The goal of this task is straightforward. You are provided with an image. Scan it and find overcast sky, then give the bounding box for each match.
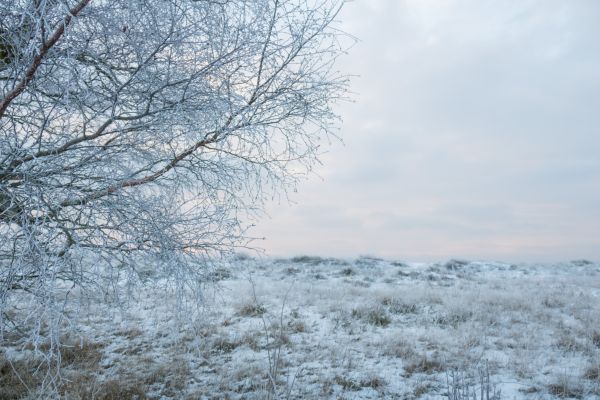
[251,0,600,262]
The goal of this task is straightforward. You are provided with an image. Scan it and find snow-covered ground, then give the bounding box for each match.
[3,256,600,399]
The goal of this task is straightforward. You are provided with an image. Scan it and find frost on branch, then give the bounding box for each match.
[0,0,348,365]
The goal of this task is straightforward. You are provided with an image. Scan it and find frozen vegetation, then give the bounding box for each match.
[2,256,600,399]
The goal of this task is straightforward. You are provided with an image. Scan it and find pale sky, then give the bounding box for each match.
[251,0,600,262]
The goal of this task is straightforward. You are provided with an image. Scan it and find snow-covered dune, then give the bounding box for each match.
[3,256,600,399]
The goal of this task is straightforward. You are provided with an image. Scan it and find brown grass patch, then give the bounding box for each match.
[237,302,267,317]
[351,306,391,327]
[60,340,104,368]
[93,379,147,400]
[547,382,583,398]
[403,355,444,376]
[0,354,40,400]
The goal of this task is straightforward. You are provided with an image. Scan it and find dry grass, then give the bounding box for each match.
[60,340,104,368]
[383,337,418,360]
[403,354,445,376]
[61,375,148,400]
[351,305,391,327]
[115,327,143,340]
[592,330,600,348]
[212,336,242,353]
[555,333,587,353]
[413,381,435,397]
[0,354,40,400]
[333,375,362,391]
[360,376,386,390]
[381,297,419,315]
[4,257,600,398]
[0,337,105,399]
[547,380,584,398]
[63,357,191,399]
[1,333,197,400]
[237,302,267,317]
[287,319,308,333]
[90,379,147,400]
[584,364,600,381]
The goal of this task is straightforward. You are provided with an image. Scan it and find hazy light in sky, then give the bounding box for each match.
[251,0,600,262]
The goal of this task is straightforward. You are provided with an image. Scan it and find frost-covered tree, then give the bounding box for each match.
[0,0,347,344]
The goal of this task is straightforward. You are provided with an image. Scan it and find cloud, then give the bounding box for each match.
[252,0,600,262]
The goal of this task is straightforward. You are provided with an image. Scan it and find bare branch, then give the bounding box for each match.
[0,0,92,119]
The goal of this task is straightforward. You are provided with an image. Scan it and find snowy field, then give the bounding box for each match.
[3,256,600,399]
